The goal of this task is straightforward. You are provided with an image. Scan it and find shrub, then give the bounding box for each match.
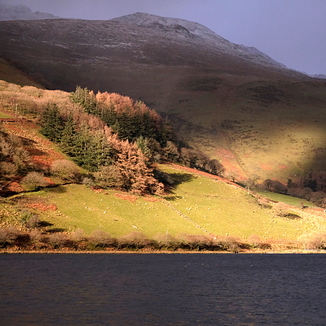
[178,234,214,251]
[0,130,31,174]
[163,141,180,162]
[263,179,287,194]
[21,172,48,191]
[299,233,326,250]
[88,230,116,249]
[153,233,178,250]
[0,227,19,248]
[26,215,41,228]
[50,159,81,182]
[20,210,40,228]
[82,177,95,188]
[29,229,43,244]
[214,236,241,252]
[0,162,17,176]
[248,234,262,247]
[117,232,155,250]
[287,187,313,200]
[309,191,326,208]
[71,229,87,242]
[14,233,31,248]
[272,203,290,217]
[94,165,124,189]
[47,232,76,249]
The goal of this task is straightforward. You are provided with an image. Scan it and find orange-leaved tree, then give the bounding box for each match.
[109,136,163,195]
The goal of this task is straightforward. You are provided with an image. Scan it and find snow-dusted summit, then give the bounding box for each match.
[111,12,286,70]
[313,74,326,79]
[112,12,226,42]
[0,3,58,21]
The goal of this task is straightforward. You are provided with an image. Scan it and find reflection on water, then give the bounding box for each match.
[0,254,326,325]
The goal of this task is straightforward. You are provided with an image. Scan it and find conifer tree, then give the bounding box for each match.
[60,115,77,156]
[72,125,96,171]
[70,86,97,114]
[40,104,64,143]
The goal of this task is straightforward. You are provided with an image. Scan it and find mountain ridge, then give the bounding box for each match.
[0,3,59,21]
[111,12,287,70]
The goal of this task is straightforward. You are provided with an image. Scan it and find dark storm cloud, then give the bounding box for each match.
[3,0,326,75]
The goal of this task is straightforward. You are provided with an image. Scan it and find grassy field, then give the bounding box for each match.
[255,190,315,207]
[0,112,11,118]
[5,164,325,243]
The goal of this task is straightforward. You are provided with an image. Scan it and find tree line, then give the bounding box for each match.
[261,172,326,208]
[1,85,224,196]
[40,101,163,195]
[70,87,224,173]
[39,87,224,194]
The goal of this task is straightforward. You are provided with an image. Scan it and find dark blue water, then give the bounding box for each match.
[0,254,325,325]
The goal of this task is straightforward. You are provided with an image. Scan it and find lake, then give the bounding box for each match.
[0,253,325,325]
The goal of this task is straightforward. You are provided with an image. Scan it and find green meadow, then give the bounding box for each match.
[13,164,326,242]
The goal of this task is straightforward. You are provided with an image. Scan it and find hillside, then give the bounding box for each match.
[0,58,44,88]
[1,111,325,249]
[3,164,326,245]
[0,13,325,185]
[0,80,326,252]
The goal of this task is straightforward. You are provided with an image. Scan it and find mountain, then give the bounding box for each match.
[0,12,325,183]
[313,74,326,79]
[0,3,58,21]
[112,12,287,70]
[0,12,304,91]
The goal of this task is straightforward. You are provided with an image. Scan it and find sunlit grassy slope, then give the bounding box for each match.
[165,79,326,183]
[19,165,326,241]
[255,190,314,207]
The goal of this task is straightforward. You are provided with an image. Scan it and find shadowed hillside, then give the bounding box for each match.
[0,58,44,88]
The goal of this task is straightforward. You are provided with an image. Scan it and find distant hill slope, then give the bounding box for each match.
[0,13,325,183]
[0,58,44,87]
[0,3,59,21]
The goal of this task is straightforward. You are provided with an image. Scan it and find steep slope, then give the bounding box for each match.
[112,12,286,70]
[0,58,44,88]
[0,13,325,183]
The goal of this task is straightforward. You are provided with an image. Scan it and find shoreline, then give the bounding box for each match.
[1,249,325,254]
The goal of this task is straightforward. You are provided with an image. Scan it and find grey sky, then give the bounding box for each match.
[3,0,326,75]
